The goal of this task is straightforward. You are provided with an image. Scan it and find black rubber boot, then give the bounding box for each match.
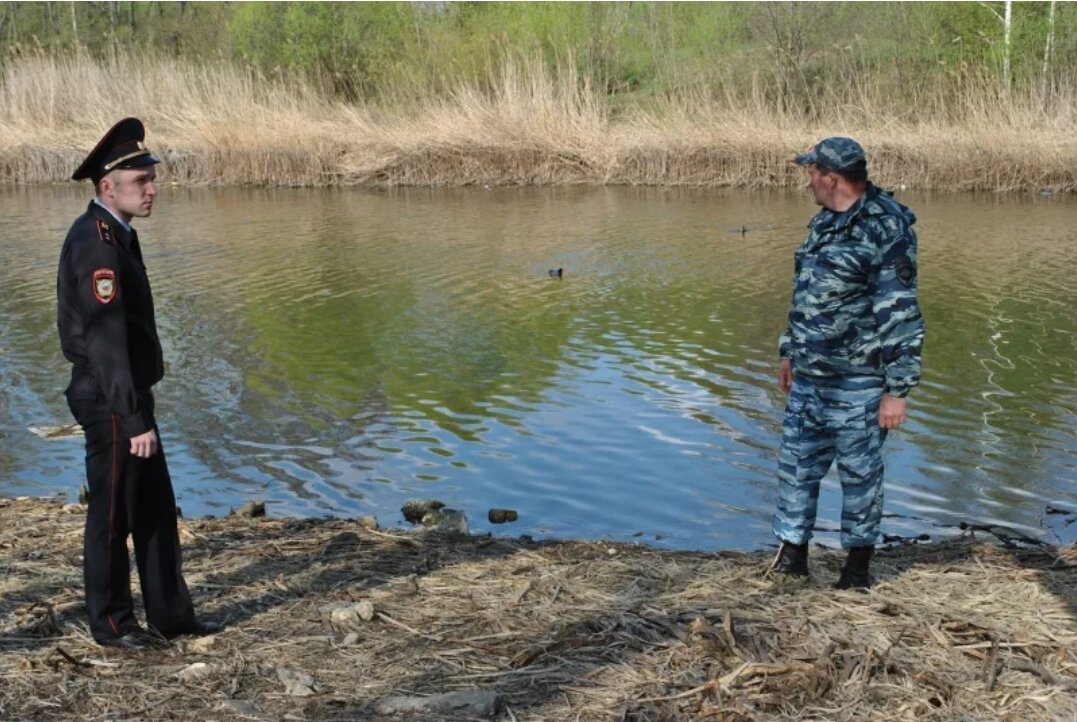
[771,541,809,577]
[834,546,874,589]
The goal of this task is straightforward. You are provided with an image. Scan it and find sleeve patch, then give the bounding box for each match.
[92,268,118,303]
[894,255,915,287]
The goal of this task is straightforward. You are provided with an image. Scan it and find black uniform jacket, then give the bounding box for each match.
[57,201,164,438]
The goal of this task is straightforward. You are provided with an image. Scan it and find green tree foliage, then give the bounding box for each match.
[230,3,418,99]
[1,2,1072,110]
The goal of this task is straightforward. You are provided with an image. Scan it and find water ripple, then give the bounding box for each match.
[1,186,1074,549]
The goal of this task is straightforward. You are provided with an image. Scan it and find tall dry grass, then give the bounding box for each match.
[0,51,1073,191]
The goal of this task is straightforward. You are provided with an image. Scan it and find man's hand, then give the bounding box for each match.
[878,395,907,429]
[129,429,158,458]
[778,358,793,395]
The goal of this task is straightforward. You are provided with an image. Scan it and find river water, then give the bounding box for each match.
[1,185,1074,550]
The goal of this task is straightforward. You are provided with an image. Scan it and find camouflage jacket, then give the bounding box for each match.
[779,183,924,397]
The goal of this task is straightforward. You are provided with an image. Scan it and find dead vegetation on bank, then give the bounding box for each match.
[0,53,1074,192]
[1,496,1075,722]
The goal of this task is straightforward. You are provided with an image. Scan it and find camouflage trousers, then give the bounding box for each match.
[772,375,888,549]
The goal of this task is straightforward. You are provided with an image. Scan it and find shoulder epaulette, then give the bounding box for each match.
[95,219,117,246]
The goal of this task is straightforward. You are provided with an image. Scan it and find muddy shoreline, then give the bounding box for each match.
[1,496,1074,721]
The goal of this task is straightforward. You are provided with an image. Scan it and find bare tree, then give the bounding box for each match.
[69,0,77,46]
[757,2,814,117]
[979,1,1013,93]
[1042,0,1056,86]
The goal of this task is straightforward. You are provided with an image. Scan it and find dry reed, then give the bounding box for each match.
[2,495,1075,721]
[0,51,1074,191]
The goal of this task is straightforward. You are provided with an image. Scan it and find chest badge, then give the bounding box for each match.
[92,268,117,304]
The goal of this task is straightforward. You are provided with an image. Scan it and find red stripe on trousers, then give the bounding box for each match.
[106,414,120,637]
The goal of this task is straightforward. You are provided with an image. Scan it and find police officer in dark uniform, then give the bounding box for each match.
[57,118,218,649]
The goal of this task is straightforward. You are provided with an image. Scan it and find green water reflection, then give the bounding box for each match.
[0,185,1073,548]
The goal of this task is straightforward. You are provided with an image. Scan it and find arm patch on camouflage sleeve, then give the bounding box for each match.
[894,255,915,287]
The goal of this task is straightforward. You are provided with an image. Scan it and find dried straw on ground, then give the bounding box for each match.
[1,496,1075,722]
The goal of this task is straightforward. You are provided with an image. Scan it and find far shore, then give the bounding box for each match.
[1,495,1074,721]
[4,128,1073,194]
[1,54,1074,193]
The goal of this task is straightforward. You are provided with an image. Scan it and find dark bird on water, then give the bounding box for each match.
[548,268,563,278]
[719,222,777,235]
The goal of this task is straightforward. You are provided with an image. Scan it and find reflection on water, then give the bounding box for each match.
[0,185,1074,550]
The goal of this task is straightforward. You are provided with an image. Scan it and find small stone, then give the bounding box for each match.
[373,689,502,717]
[177,662,213,684]
[487,508,518,524]
[607,548,617,556]
[421,508,469,536]
[186,635,217,654]
[276,666,318,696]
[231,500,266,518]
[340,632,360,646]
[358,515,379,530]
[354,600,376,621]
[216,700,261,719]
[402,499,445,524]
[178,524,198,544]
[321,601,376,626]
[399,575,420,595]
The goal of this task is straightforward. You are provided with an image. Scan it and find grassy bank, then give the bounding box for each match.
[0,52,1075,191]
[1,496,1075,721]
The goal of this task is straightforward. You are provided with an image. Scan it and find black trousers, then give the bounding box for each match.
[66,378,195,641]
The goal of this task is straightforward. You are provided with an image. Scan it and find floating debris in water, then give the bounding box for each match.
[27,423,83,440]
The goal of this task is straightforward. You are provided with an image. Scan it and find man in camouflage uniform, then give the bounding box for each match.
[771,137,924,589]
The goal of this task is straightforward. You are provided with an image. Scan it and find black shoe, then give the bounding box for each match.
[770,541,809,577]
[164,619,221,639]
[96,629,170,650]
[834,546,874,589]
